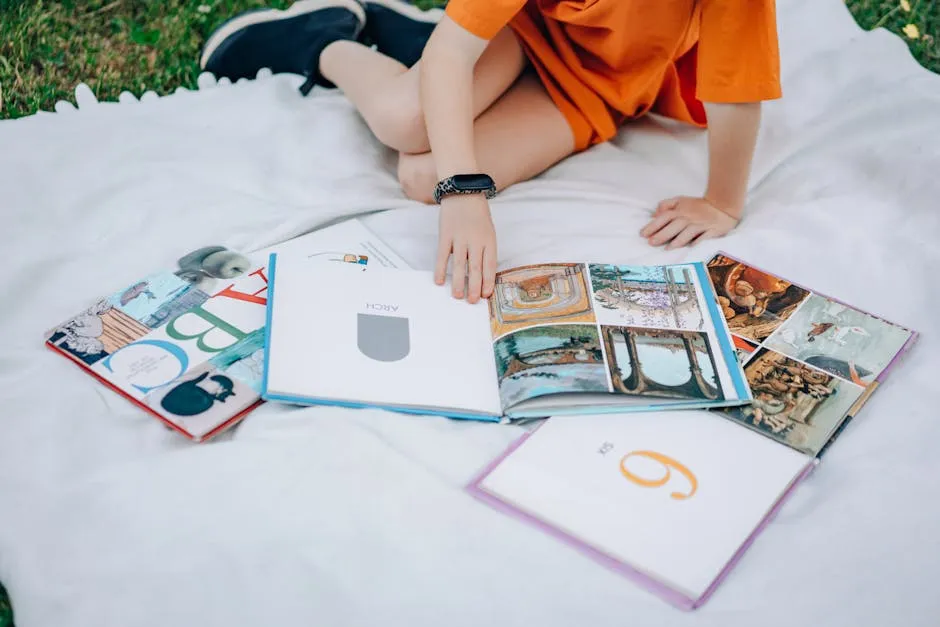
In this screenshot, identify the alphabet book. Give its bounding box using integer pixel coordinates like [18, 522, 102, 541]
[261, 254, 754, 420]
[44, 219, 409, 441]
[466, 254, 918, 609]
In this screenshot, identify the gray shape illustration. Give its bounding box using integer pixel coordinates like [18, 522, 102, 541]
[357, 313, 410, 362]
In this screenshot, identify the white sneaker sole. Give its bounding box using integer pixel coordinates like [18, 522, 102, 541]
[199, 0, 367, 69]
[365, 0, 444, 23]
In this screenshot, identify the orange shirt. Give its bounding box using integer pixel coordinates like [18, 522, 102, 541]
[444, 0, 783, 151]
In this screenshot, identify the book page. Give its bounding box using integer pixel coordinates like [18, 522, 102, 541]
[487, 263, 746, 411]
[265, 259, 502, 417]
[476, 411, 811, 600]
[704, 254, 916, 457]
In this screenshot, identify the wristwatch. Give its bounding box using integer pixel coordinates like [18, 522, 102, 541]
[433, 173, 497, 204]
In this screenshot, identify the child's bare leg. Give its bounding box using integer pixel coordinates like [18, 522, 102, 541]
[318, 27, 526, 154]
[396, 71, 577, 204]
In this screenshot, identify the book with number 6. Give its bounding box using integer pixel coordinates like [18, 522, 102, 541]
[467, 253, 917, 610]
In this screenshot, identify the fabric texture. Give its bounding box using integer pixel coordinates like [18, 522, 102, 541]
[445, 0, 782, 150]
[0, 1, 939, 626]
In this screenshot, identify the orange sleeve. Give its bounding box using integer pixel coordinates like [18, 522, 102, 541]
[444, 0, 528, 41]
[695, 0, 783, 103]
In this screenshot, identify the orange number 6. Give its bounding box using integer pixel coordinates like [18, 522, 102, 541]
[619, 450, 698, 500]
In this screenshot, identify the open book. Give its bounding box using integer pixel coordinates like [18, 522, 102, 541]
[44, 219, 409, 441]
[467, 253, 918, 609]
[262, 256, 751, 420]
[705, 253, 919, 457]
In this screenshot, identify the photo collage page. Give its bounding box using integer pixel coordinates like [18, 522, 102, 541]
[706, 255, 915, 456]
[488, 263, 734, 410]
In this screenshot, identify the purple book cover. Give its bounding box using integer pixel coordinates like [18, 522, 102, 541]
[466, 425, 817, 610]
[465, 253, 916, 609]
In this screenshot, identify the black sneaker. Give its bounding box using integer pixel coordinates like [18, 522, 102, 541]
[199, 0, 366, 94]
[361, 0, 443, 68]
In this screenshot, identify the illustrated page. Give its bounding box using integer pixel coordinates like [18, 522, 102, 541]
[266, 260, 502, 416]
[705, 254, 916, 456]
[476, 411, 811, 600]
[487, 263, 743, 409]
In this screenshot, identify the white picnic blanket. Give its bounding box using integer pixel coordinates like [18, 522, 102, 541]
[1, 0, 938, 625]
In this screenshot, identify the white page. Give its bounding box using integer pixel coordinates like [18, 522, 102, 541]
[253, 218, 410, 270]
[266, 257, 502, 416]
[478, 411, 811, 599]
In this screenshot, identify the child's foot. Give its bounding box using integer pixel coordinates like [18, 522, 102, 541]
[360, 0, 443, 68]
[199, 0, 366, 94]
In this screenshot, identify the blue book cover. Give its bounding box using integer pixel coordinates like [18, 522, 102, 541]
[261, 258, 752, 422]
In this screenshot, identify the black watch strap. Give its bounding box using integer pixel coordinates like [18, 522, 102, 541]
[433, 174, 497, 204]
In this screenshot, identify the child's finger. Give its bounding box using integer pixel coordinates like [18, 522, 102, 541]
[434, 236, 452, 285]
[666, 224, 706, 250]
[482, 244, 498, 298]
[640, 212, 673, 238]
[467, 244, 484, 303]
[695, 227, 722, 243]
[688, 230, 709, 247]
[654, 197, 680, 216]
[648, 218, 688, 246]
[451, 241, 468, 299]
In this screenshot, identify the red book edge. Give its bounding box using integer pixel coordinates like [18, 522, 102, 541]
[45, 340, 262, 442]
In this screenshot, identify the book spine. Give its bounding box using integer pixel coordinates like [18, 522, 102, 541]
[261, 252, 278, 399]
[692, 262, 751, 401]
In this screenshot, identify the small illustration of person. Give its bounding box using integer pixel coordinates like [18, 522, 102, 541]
[307, 252, 369, 268]
[159, 371, 236, 417]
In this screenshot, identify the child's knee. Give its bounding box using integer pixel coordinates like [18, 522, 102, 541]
[397, 153, 436, 204]
[371, 90, 428, 154]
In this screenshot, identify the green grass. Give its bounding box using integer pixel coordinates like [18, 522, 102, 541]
[0, 583, 10, 627]
[852, 0, 939, 66]
[0, 0, 935, 624]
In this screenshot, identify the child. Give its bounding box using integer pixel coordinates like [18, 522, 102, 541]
[200, 0, 782, 303]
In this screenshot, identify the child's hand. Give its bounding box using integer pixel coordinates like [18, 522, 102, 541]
[434, 194, 498, 303]
[640, 196, 739, 250]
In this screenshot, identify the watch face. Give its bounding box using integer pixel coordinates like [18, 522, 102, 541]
[451, 174, 495, 190]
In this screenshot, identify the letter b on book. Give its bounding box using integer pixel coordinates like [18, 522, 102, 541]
[357, 313, 410, 362]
